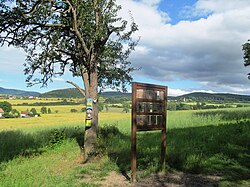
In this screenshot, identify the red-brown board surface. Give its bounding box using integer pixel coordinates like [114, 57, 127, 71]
[132, 82, 167, 131]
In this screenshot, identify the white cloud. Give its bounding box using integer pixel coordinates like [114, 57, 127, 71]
[196, 0, 250, 13]
[0, 45, 26, 73]
[118, 0, 250, 94]
[1, 0, 250, 95]
[168, 88, 189, 96]
[54, 77, 65, 82]
[191, 89, 216, 94]
[141, 0, 161, 6]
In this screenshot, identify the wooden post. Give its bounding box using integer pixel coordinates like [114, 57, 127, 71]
[161, 86, 167, 170]
[131, 82, 137, 182]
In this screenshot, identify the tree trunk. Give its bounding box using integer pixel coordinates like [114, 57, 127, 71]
[82, 62, 99, 162]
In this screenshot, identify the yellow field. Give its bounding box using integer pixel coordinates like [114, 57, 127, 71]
[0, 98, 64, 105]
[0, 112, 130, 131]
[0, 98, 87, 105]
[13, 105, 86, 113]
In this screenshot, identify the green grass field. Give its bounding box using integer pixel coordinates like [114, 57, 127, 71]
[0, 101, 249, 186]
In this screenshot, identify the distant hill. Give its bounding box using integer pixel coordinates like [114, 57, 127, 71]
[41, 88, 131, 98]
[175, 92, 250, 102]
[101, 91, 131, 98]
[1, 86, 250, 102]
[41, 88, 84, 98]
[0, 87, 40, 96]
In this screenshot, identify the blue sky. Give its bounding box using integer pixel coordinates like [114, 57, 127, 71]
[1, 0, 250, 96]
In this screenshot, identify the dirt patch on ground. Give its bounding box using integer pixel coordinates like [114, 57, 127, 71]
[132, 171, 220, 187]
[97, 171, 220, 187]
[97, 171, 131, 187]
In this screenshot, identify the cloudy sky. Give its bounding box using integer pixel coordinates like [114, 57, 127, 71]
[0, 0, 250, 96]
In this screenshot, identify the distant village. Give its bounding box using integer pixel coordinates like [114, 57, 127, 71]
[0, 95, 52, 119]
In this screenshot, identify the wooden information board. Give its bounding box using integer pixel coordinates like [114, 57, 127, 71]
[131, 82, 167, 182]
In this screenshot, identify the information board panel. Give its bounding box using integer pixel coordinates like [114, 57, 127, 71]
[132, 82, 167, 131]
[131, 82, 168, 182]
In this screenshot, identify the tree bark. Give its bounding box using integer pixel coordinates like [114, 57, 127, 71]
[82, 58, 99, 162]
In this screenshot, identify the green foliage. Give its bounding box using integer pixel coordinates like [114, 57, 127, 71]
[1, 108, 250, 186]
[122, 102, 130, 113]
[30, 108, 37, 115]
[47, 108, 52, 114]
[0, 126, 84, 162]
[0, 0, 138, 91]
[0, 101, 12, 113]
[167, 102, 176, 111]
[104, 96, 131, 104]
[2, 113, 14, 118]
[97, 121, 250, 183]
[10, 109, 20, 118]
[70, 108, 78, 113]
[41, 88, 85, 98]
[242, 40, 250, 79]
[40, 107, 47, 114]
[98, 102, 104, 112]
[48, 128, 66, 147]
[194, 110, 250, 121]
[105, 105, 109, 112]
[15, 99, 82, 106]
[174, 92, 250, 102]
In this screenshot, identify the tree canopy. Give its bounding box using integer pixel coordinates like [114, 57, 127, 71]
[242, 39, 250, 79]
[0, 101, 12, 113]
[0, 0, 138, 92]
[0, 0, 138, 157]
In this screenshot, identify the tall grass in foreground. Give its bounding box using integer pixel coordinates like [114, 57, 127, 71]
[98, 121, 250, 185]
[0, 108, 250, 186]
[0, 126, 84, 163]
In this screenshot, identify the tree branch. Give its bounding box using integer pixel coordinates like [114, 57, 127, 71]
[66, 80, 85, 97]
[65, 0, 89, 55]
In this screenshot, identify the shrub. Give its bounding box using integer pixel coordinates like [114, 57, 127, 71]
[2, 112, 14, 118]
[98, 102, 104, 112]
[122, 103, 130, 113]
[10, 109, 20, 118]
[70, 108, 78, 113]
[48, 108, 52, 114]
[40, 107, 47, 114]
[0, 101, 12, 113]
[30, 108, 37, 115]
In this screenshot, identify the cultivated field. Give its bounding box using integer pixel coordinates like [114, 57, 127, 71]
[0, 99, 249, 186]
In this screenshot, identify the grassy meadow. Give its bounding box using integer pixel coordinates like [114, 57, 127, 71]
[0, 98, 250, 186]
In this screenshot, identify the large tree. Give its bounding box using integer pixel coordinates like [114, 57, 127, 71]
[0, 0, 138, 159]
[242, 39, 250, 79]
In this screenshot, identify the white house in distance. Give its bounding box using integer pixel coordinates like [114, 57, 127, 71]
[20, 111, 32, 118]
[0, 108, 4, 118]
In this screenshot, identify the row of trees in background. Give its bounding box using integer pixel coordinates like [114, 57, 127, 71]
[167, 102, 246, 111]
